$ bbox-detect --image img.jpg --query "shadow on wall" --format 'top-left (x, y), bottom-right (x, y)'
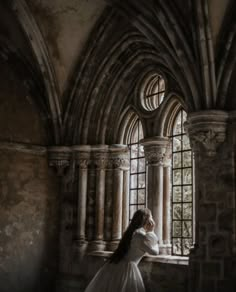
top-left (0, 61), bottom-right (60, 292)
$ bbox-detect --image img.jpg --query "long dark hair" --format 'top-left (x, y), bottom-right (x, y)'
top-left (109, 208), bottom-right (151, 263)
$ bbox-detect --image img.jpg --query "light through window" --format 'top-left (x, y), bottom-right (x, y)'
top-left (141, 73), bottom-right (165, 111)
top-left (171, 109), bottom-right (193, 255)
top-left (128, 119), bottom-right (146, 220)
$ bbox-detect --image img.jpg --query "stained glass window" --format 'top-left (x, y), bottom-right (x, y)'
top-left (128, 119), bottom-right (146, 220)
top-left (171, 109), bottom-right (193, 255)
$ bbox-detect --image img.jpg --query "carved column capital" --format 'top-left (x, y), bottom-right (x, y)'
top-left (185, 110), bottom-right (228, 157)
top-left (112, 157), bottom-right (130, 170)
top-left (141, 136), bottom-right (170, 166)
top-left (110, 144), bottom-right (130, 170)
top-left (48, 146), bottom-right (72, 176)
top-left (73, 145), bottom-right (91, 169)
top-left (92, 145), bottom-right (109, 170)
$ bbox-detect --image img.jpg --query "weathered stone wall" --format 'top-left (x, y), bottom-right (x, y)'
top-left (0, 150), bottom-right (59, 292)
top-left (186, 111), bottom-right (236, 292)
top-left (0, 60), bottom-right (47, 144)
top-left (0, 60), bottom-right (60, 291)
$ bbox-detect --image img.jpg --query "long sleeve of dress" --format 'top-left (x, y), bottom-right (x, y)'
top-left (134, 229), bottom-right (159, 255)
top-left (142, 231), bottom-right (159, 255)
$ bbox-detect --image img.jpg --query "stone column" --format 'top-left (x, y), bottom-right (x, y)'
top-left (109, 145), bottom-right (129, 250)
top-left (185, 110), bottom-right (236, 292)
top-left (163, 143), bottom-right (172, 254)
top-left (90, 145), bottom-right (109, 251)
top-left (73, 146), bottom-right (90, 251)
top-left (48, 146), bottom-right (73, 273)
top-left (141, 137), bottom-right (169, 253)
top-left (122, 169), bottom-right (130, 233)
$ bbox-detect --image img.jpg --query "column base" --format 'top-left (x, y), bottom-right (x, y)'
top-left (73, 239), bottom-right (88, 253)
top-left (87, 240), bottom-right (106, 252)
top-left (106, 240), bottom-right (120, 251)
top-left (159, 243), bottom-right (172, 255)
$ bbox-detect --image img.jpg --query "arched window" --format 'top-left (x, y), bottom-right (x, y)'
top-left (127, 119), bottom-right (146, 220)
top-left (171, 109), bottom-right (193, 255)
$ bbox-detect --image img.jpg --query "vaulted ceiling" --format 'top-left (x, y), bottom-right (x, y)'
top-left (0, 0), bottom-right (235, 145)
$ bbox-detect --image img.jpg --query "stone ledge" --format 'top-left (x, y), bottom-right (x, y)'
top-left (87, 251), bottom-right (189, 265)
top-left (0, 141), bottom-right (47, 155)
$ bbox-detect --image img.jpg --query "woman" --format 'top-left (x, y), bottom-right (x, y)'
top-left (84, 208), bottom-right (159, 292)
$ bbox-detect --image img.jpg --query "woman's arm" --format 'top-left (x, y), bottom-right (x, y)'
top-left (142, 231), bottom-right (159, 255)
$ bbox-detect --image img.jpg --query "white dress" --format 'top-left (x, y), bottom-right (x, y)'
top-left (84, 228), bottom-right (159, 292)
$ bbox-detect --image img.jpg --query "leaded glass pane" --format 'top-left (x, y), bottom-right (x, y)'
top-left (173, 238), bottom-right (182, 255)
top-left (138, 189), bottom-right (145, 204)
top-left (131, 144), bottom-right (138, 158)
top-left (183, 186), bottom-right (192, 202)
top-left (139, 145), bottom-right (145, 157)
top-left (173, 221), bottom-right (181, 237)
top-left (183, 239), bottom-right (192, 255)
top-left (173, 152), bottom-right (181, 168)
top-left (173, 169), bottom-right (181, 185)
top-left (183, 168), bottom-right (192, 184)
top-left (130, 190), bottom-right (137, 204)
top-left (183, 203), bottom-right (192, 219)
top-left (173, 113), bottom-right (181, 135)
top-left (138, 174), bottom-right (145, 188)
top-left (173, 204), bottom-right (182, 219)
top-left (173, 137), bottom-right (181, 151)
top-left (183, 221), bottom-right (192, 237)
top-left (131, 174), bottom-right (137, 189)
top-left (183, 151), bottom-right (192, 167)
top-left (131, 159), bottom-right (138, 174)
top-left (173, 186), bottom-right (181, 202)
top-left (138, 158), bottom-right (145, 172)
top-left (183, 135), bottom-right (191, 150)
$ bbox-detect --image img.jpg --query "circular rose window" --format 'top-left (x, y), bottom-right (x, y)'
top-left (140, 73), bottom-right (165, 111)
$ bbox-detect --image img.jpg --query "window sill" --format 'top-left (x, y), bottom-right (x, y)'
top-left (87, 251), bottom-right (189, 266)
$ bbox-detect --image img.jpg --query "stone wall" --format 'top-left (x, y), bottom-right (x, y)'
top-left (0, 149), bottom-right (59, 292)
top-left (0, 59), bottom-right (60, 292)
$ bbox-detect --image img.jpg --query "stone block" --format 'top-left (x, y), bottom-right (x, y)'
top-left (217, 279), bottom-right (236, 292)
top-left (209, 235), bottom-right (227, 256)
top-left (218, 209), bottom-right (233, 231)
top-left (201, 279), bottom-right (216, 292)
top-left (199, 204), bottom-right (216, 222)
top-left (202, 262), bottom-right (221, 278)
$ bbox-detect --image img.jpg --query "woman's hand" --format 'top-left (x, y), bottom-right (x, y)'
top-left (144, 217), bottom-right (155, 232)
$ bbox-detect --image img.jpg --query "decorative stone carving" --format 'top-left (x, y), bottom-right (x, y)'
top-left (145, 146), bottom-right (166, 165)
top-left (48, 146), bottom-right (72, 176)
top-left (187, 129), bottom-right (226, 157)
top-left (77, 159), bottom-right (90, 169)
top-left (110, 144), bottom-right (130, 170)
top-left (185, 110), bottom-right (228, 157)
top-left (141, 136), bottom-right (170, 166)
top-left (94, 158), bottom-right (107, 169)
top-left (73, 145), bottom-right (91, 169)
top-left (112, 157), bottom-right (130, 170)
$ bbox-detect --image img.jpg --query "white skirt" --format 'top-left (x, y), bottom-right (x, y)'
top-left (84, 260), bottom-right (146, 292)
